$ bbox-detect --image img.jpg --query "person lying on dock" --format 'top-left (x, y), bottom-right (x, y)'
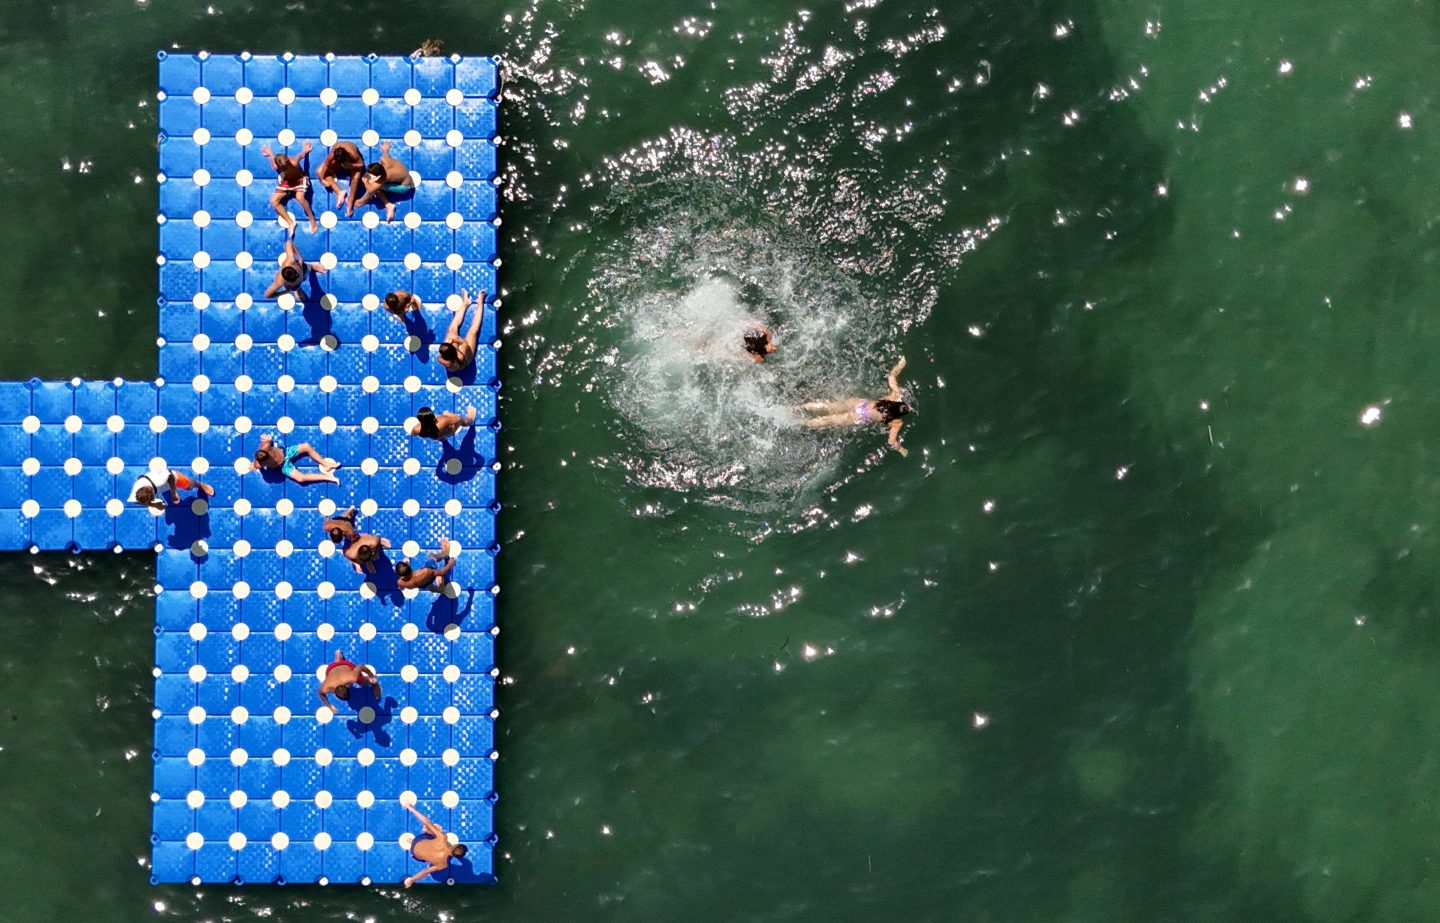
top-left (797, 356), bottom-right (912, 457)
top-left (322, 505), bottom-right (359, 545)
top-left (437, 289), bottom-right (486, 374)
top-left (248, 433), bottom-right (341, 484)
top-left (316, 139), bottom-right (364, 211)
top-left (350, 140), bottom-right (415, 222)
top-left (396, 536), bottom-right (456, 591)
top-left (383, 289), bottom-right (423, 319)
top-left (128, 460), bottom-right (215, 510)
top-left (318, 650), bottom-right (380, 713)
top-left (410, 405), bottom-right (477, 441)
top-left (344, 531), bottom-right (391, 575)
top-left (402, 800), bottom-right (469, 888)
top-left (262, 239), bottom-right (328, 300)
top-left (743, 324), bottom-right (776, 363)
top-left (261, 141), bottom-right (318, 235)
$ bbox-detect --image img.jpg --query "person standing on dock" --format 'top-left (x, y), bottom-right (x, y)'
top-left (344, 530), bottom-right (391, 575)
top-left (395, 536), bottom-right (457, 591)
top-left (262, 239), bottom-right (328, 300)
top-left (322, 505), bottom-right (359, 545)
top-left (401, 800), bottom-right (469, 888)
top-left (383, 289), bottom-right (423, 319)
top-left (128, 460), bottom-right (215, 510)
top-left (437, 289), bottom-right (486, 374)
top-left (317, 650), bottom-right (380, 712)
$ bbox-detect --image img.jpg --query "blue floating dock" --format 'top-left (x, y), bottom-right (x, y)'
top-left (0, 52), bottom-right (503, 886)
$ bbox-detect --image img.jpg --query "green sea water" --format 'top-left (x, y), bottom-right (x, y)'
top-left (1, 0), bottom-right (1437, 920)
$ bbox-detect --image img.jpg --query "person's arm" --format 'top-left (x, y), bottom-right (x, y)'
top-left (318, 686), bottom-right (337, 713)
top-left (404, 862), bottom-right (448, 888)
top-left (886, 356), bottom-right (906, 400)
top-left (262, 271), bottom-right (285, 299)
top-left (260, 143), bottom-right (278, 172)
top-left (887, 419), bottom-right (908, 457)
top-left (298, 140), bottom-right (313, 162)
top-left (167, 474), bottom-right (181, 505)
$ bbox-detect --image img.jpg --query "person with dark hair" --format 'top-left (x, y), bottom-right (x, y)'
top-left (248, 433), bottom-right (341, 484)
top-left (316, 139), bottom-right (365, 211)
top-left (349, 140), bottom-right (414, 222)
top-left (262, 238), bottom-right (328, 300)
top-left (321, 505), bottom-right (359, 546)
top-left (317, 650), bottom-right (380, 713)
top-left (344, 531), bottom-right (391, 575)
top-left (396, 536), bottom-right (456, 591)
top-left (798, 356), bottom-right (913, 456)
top-left (743, 324), bottom-right (776, 363)
top-left (128, 459), bottom-right (215, 510)
top-left (410, 405), bottom-right (477, 441)
top-left (383, 289), bottom-right (423, 319)
top-left (261, 141), bottom-right (318, 235)
top-left (437, 289), bottom-right (486, 373)
top-left (402, 800), bottom-right (469, 888)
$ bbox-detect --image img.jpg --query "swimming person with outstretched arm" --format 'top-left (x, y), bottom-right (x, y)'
top-left (261, 141), bottom-right (318, 235)
top-left (396, 536), bottom-right (456, 591)
top-left (798, 356), bottom-right (912, 456)
top-left (350, 140), bottom-right (414, 222)
top-left (249, 433), bottom-right (341, 484)
top-left (410, 406), bottom-right (477, 441)
top-left (315, 139), bottom-right (364, 211)
top-left (743, 324), bottom-right (776, 363)
top-left (262, 239), bottom-right (328, 300)
top-left (402, 800), bottom-right (469, 888)
top-left (128, 460), bottom-right (215, 510)
top-left (317, 650), bottom-right (380, 712)
top-left (438, 289), bottom-right (486, 373)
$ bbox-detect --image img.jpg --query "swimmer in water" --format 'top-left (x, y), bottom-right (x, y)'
top-left (798, 356), bottom-right (912, 457)
top-left (401, 800), bottom-right (468, 888)
top-left (743, 324), bottom-right (776, 363)
top-left (261, 141), bottom-right (318, 235)
top-left (350, 140), bottom-right (415, 222)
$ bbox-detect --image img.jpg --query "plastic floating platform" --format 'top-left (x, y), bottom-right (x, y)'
top-left (0, 52), bottom-right (504, 886)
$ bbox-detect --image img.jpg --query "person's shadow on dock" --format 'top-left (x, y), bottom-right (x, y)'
top-left (166, 500), bottom-right (211, 550)
top-left (426, 587), bottom-right (475, 634)
top-left (342, 687), bottom-right (396, 749)
top-left (436, 424), bottom-right (485, 484)
top-left (296, 276), bottom-right (334, 345)
top-left (363, 554), bottom-right (407, 607)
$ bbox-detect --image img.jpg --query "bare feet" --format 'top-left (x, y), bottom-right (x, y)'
top-left (199, 482), bottom-right (216, 496)
top-left (321, 458), bottom-right (342, 473)
top-left (384, 202), bottom-right (396, 222)
top-left (464, 406), bottom-right (476, 424)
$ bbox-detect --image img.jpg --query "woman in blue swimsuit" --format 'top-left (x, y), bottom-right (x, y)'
top-left (248, 433), bottom-right (342, 484)
top-left (799, 357), bottom-right (912, 456)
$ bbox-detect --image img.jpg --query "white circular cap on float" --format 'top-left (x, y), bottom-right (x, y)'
top-left (400, 706), bottom-right (418, 724)
top-left (443, 706), bottom-right (460, 724)
top-left (229, 790), bottom-right (247, 809)
top-left (277, 129), bottom-right (296, 147)
top-left (235, 86), bottom-right (253, 104)
top-left (274, 622), bottom-right (292, 641)
top-left (400, 664), bottom-right (419, 683)
top-left (271, 790), bottom-right (290, 809)
top-left (399, 748), bottom-right (418, 766)
top-left (315, 790), bottom-right (333, 808)
top-left (230, 665), bottom-right (249, 683)
top-left (446, 171), bottom-right (463, 189)
top-left (231, 706), bottom-right (249, 724)
top-left (356, 831), bottom-right (375, 850)
top-left (446, 88), bottom-right (464, 105)
top-left (442, 748), bottom-right (460, 766)
top-left (315, 748), bottom-right (333, 767)
top-left (446, 129), bottom-right (463, 148)
top-left (188, 664), bottom-right (206, 683)
top-left (441, 790), bottom-right (460, 809)
top-left (316, 622), bottom-right (334, 641)
top-left (358, 706), bottom-right (376, 724)
top-left (271, 832), bottom-right (289, 850)
top-left (235, 168), bottom-right (254, 187)
top-left (319, 88), bottom-right (338, 107)
top-left (361, 88), bottom-right (379, 106)
top-left (186, 789), bottom-right (204, 808)
top-left (272, 747), bottom-right (291, 766)
top-left (404, 210), bottom-right (422, 229)
top-left (361, 334), bottom-right (379, 352)
top-left (443, 664), bottom-right (461, 683)
top-left (187, 748), bottom-right (205, 766)
top-left (401, 622), bottom-right (420, 641)
top-left (192, 86), bottom-right (211, 104)
top-left (230, 748), bottom-right (248, 766)
top-left (314, 832), bottom-right (332, 851)
top-left (274, 665), bottom-right (292, 684)
top-left (186, 832), bottom-right (204, 850)
top-left (188, 705), bottom-right (205, 724)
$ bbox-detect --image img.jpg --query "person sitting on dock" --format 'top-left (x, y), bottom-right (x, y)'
top-left (318, 650), bottom-right (380, 713)
top-left (797, 356), bottom-right (913, 457)
top-left (384, 289), bottom-right (423, 319)
top-left (261, 141), bottom-right (319, 235)
top-left (402, 800), bottom-right (469, 888)
top-left (410, 405), bottom-right (477, 441)
top-left (248, 433), bottom-right (341, 484)
top-left (396, 536), bottom-right (457, 591)
top-left (322, 505), bottom-right (359, 545)
top-left (437, 289), bottom-right (486, 374)
top-left (262, 239), bottom-right (328, 300)
top-left (350, 140), bottom-right (415, 222)
top-left (128, 460), bottom-right (215, 510)
top-left (743, 324), bottom-right (776, 363)
top-left (344, 531), bottom-right (391, 575)
top-left (315, 139), bottom-right (364, 211)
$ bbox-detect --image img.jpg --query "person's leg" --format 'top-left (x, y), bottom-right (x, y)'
top-left (377, 189), bottom-right (394, 222)
top-left (462, 298), bottom-right (485, 358)
top-left (464, 405), bottom-right (477, 425)
top-left (290, 469), bottom-right (340, 485)
top-left (297, 185), bottom-right (319, 234)
top-left (271, 190), bottom-right (295, 231)
top-left (294, 443), bottom-right (341, 472)
top-left (804, 412), bottom-right (852, 429)
top-left (445, 302), bottom-right (467, 342)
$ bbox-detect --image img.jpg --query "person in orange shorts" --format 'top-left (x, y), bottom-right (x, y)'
top-left (128, 460), bottom-right (215, 510)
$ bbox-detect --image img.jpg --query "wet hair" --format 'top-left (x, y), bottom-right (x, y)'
top-left (395, 560), bottom-right (413, 580)
top-left (355, 541), bottom-right (377, 562)
top-left (874, 399), bottom-right (912, 423)
top-left (438, 342), bottom-right (459, 363)
top-left (743, 328), bottom-right (769, 358)
top-left (452, 844), bottom-right (468, 858)
top-left (273, 153), bottom-right (292, 170)
top-left (415, 407), bottom-right (440, 438)
top-left (281, 265), bottom-right (301, 283)
top-left (135, 485), bottom-right (156, 504)
top-left (328, 527), bottom-right (346, 544)
top-left (384, 292), bottom-right (403, 313)
top-left (333, 684), bottom-right (351, 701)
top-left (364, 162), bottom-right (386, 180)
top-left (254, 449), bottom-right (273, 466)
